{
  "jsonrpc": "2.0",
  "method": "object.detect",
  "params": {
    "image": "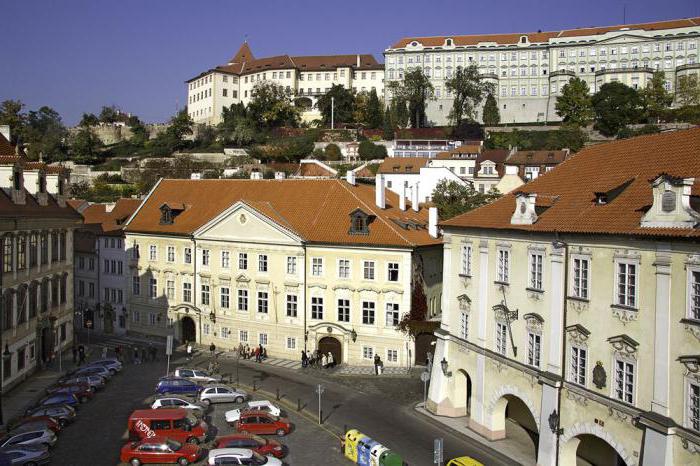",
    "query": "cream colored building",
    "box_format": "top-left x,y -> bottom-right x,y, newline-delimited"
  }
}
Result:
385,17 -> 700,125
427,128 -> 700,465
187,43 -> 385,125
123,176 -> 441,367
